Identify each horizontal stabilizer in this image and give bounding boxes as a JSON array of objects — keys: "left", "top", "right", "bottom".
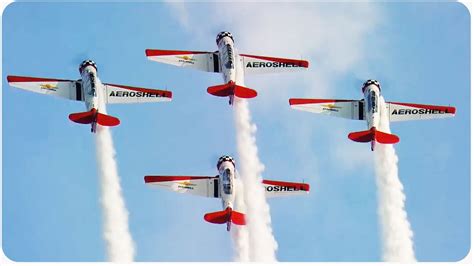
[
  {"left": 207, "top": 83, "right": 234, "bottom": 97},
  {"left": 68, "top": 109, "right": 120, "bottom": 127},
  {"left": 207, "top": 82, "right": 257, "bottom": 99},
  {"left": 375, "top": 130, "right": 399, "bottom": 144},
  {"left": 234, "top": 85, "right": 257, "bottom": 99},
  {"left": 204, "top": 207, "right": 246, "bottom": 225},
  {"left": 348, "top": 127, "right": 399, "bottom": 144},
  {"left": 96, "top": 112, "right": 120, "bottom": 127},
  {"left": 68, "top": 109, "right": 96, "bottom": 124}
]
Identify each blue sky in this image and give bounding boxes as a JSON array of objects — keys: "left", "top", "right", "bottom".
[{"left": 1, "top": 1, "right": 470, "bottom": 262}]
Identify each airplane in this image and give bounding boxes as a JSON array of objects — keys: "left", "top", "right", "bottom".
[
  {"left": 7, "top": 60, "right": 172, "bottom": 133},
  {"left": 145, "top": 31, "right": 309, "bottom": 105},
  {"left": 144, "top": 155, "right": 310, "bottom": 231},
  {"left": 289, "top": 79, "right": 456, "bottom": 151}
]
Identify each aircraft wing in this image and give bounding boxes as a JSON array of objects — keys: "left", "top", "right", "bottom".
[
  {"left": 104, "top": 83, "right": 172, "bottom": 104},
  {"left": 289, "top": 98, "right": 365, "bottom": 120},
  {"left": 262, "top": 180, "right": 310, "bottom": 198},
  {"left": 7, "top": 75, "right": 83, "bottom": 101},
  {"left": 240, "top": 54, "right": 308, "bottom": 74},
  {"left": 145, "top": 49, "right": 220, "bottom": 73},
  {"left": 144, "top": 175, "right": 220, "bottom": 198},
  {"left": 387, "top": 102, "right": 456, "bottom": 122}
]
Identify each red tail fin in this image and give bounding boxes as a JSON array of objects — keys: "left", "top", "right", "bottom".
[
  {"left": 207, "top": 82, "right": 257, "bottom": 99},
  {"left": 348, "top": 127, "right": 399, "bottom": 144},
  {"left": 204, "top": 207, "right": 246, "bottom": 225},
  {"left": 69, "top": 109, "right": 120, "bottom": 127}
]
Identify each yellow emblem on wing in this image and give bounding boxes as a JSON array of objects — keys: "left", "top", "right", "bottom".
[
  {"left": 40, "top": 84, "right": 58, "bottom": 91},
  {"left": 177, "top": 181, "right": 196, "bottom": 190},
  {"left": 177, "top": 55, "right": 196, "bottom": 64},
  {"left": 321, "top": 103, "right": 341, "bottom": 112}
]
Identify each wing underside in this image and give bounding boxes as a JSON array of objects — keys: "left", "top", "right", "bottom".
[
  {"left": 387, "top": 102, "right": 456, "bottom": 122},
  {"left": 145, "top": 175, "right": 220, "bottom": 198},
  {"left": 7, "top": 75, "right": 82, "bottom": 101},
  {"left": 105, "top": 83, "right": 172, "bottom": 104},
  {"left": 262, "top": 179, "right": 310, "bottom": 198},
  {"left": 289, "top": 98, "right": 364, "bottom": 120},
  {"left": 241, "top": 54, "right": 309, "bottom": 74},
  {"left": 145, "top": 49, "right": 220, "bottom": 73}
]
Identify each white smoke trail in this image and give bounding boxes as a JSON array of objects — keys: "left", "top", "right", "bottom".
[
  {"left": 233, "top": 97, "right": 278, "bottom": 262},
  {"left": 229, "top": 57, "right": 278, "bottom": 261},
  {"left": 94, "top": 84, "right": 136, "bottom": 262},
  {"left": 231, "top": 176, "right": 250, "bottom": 262},
  {"left": 374, "top": 97, "right": 416, "bottom": 262}
]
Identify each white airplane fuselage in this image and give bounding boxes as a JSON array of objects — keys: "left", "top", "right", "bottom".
[
  {"left": 216, "top": 35, "right": 240, "bottom": 104},
  {"left": 363, "top": 84, "right": 381, "bottom": 129},
  {"left": 362, "top": 84, "right": 381, "bottom": 150},
  {"left": 217, "top": 35, "right": 237, "bottom": 84},
  {"left": 80, "top": 65, "right": 100, "bottom": 112},
  {"left": 79, "top": 64, "right": 103, "bottom": 132},
  {"left": 218, "top": 160, "right": 236, "bottom": 213}
]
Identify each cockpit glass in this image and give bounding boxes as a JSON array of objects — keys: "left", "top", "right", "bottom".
[
  {"left": 225, "top": 61, "right": 234, "bottom": 69},
  {"left": 223, "top": 169, "right": 233, "bottom": 194},
  {"left": 89, "top": 73, "right": 97, "bottom": 96},
  {"left": 369, "top": 91, "right": 378, "bottom": 112},
  {"left": 225, "top": 44, "right": 234, "bottom": 70}
]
